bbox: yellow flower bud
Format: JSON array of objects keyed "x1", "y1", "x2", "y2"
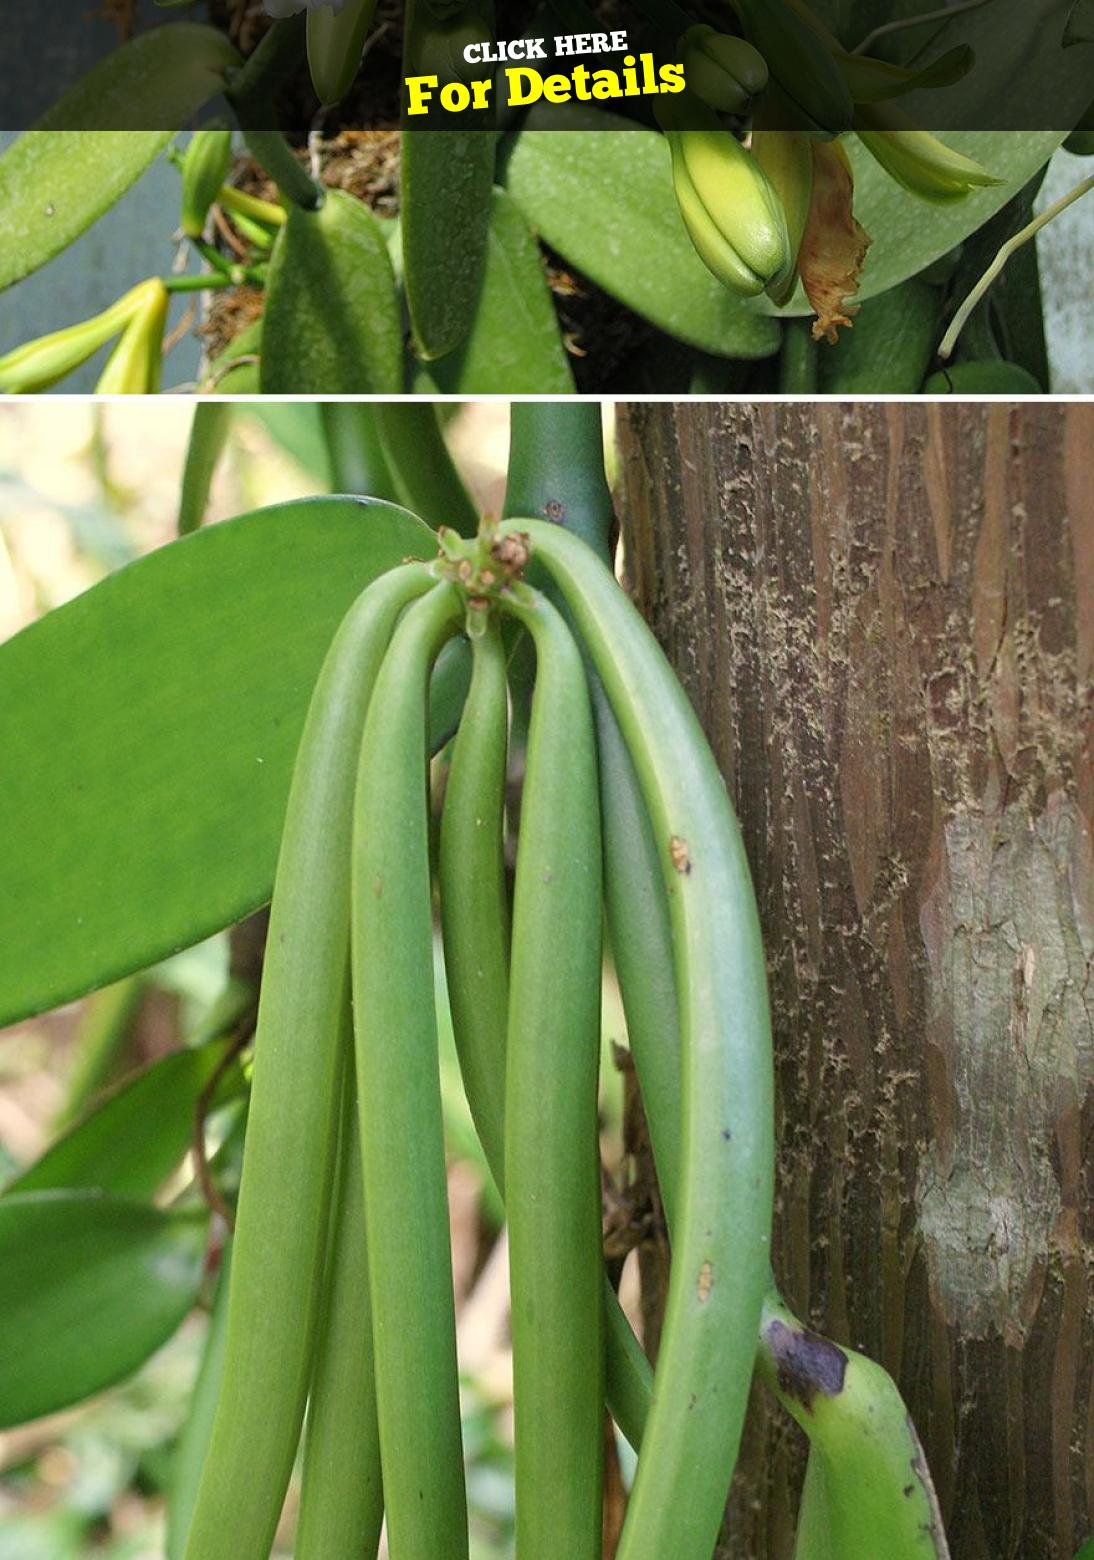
[
  {"x1": 661, "y1": 96, "x2": 791, "y2": 296},
  {"x1": 95, "y1": 280, "x2": 170, "y2": 394},
  {"x1": 854, "y1": 107, "x2": 1001, "y2": 203},
  {"x1": 679, "y1": 26, "x2": 768, "y2": 115},
  {"x1": 0, "y1": 284, "x2": 151, "y2": 394}
]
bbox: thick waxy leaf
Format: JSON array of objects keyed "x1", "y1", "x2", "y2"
[
  {"x1": 402, "y1": 129, "x2": 496, "y2": 359},
  {"x1": 0, "y1": 27, "x2": 237, "y2": 291},
  {"x1": 414, "y1": 187, "x2": 575, "y2": 394},
  {"x1": 0, "y1": 133, "x2": 171, "y2": 292},
  {"x1": 36, "y1": 25, "x2": 239, "y2": 132},
  {"x1": 775, "y1": 131, "x2": 1066, "y2": 311},
  {"x1": 500, "y1": 120, "x2": 781, "y2": 359},
  {"x1": 5, "y1": 1040, "x2": 245, "y2": 1201},
  {"x1": 260, "y1": 189, "x2": 403, "y2": 393},
  {"x1": 0, "y1": 1192, "x2": 208, "y2": 1428},
  {"x1": 0, "y1": 499, "x2": 435, "y2": 1027}
]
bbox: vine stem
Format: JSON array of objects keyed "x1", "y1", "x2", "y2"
[
  {"x1": 240, "y1": 130, "x2": 323, "y2": 211},
  {"x1": 938, "y1": 172, "x2": 1094, "y2": 360}
]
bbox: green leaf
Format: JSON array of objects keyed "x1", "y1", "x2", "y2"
[
  {"x1": 0, "y1": 1192, "x2": 208, "y2": 1428},
  {"x1": 260, "y1": 189, "x2": 404, "y2": 392},
  {"x1": 0, "y1": 27, "x2": 238, "y2": 291},
  {"x1": 895, "y1": 0, "x2": 1094, "y2": 132},
  {"x1": 0, "y1": 498, "x2": 435, "y2": 1027},
  {"x1": 500, "y1": 119, "x2": 782, "y2": 359},
  {"x1": 37, "y1": 25, "x2": 239, "y2": 132},
  {"x1": 5, "y1": 1040, "x2": 245, "y2": 1201},
  {"x1": 0, "y1": 133, "x2": 171, "y2": 292},
  {"x1": 414, "y1": 187, "x2": 575, "y2": 394},
  {"x1": 402, "y1": 129, "x2": 496, "y2": 359},
  {"x1": 772, "y1": 132, "x2": 1067, "y2": 313}
]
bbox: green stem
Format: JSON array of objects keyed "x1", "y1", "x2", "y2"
[
  {"x1": 503, "y1": 403, "x2": 614, "y2": 563},
  {"x1": 191, "y1": 239, "x2": 235, "y2": 278},
  {"x1": 778, "y1": 318, "x2": 819, "y2": 392},
  {"x1": 319, "y1": 404, "x2": 401, "y2": 500},
  {"x1": 373, "y1": 404, "x2": 479, "y2": 536},
  {"x1": 240, "y1": 130, "x2": 323, "y2": 212},
  {"x1": 938, "y1": 172, "x2": 1094, "y2": 361},
  {"x1": 162, "y1": 273, "x2": 236, "y2": 295},
  {"x1": 178, "y1": 405, "x2": 233, "y2": 537},
  {"x1": 226, "y1": 14, "x2": 307, "y2": 110}
]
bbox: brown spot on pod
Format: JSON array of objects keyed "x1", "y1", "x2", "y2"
[
  {"x1": 697, "y1": 1261, "x2": 714, "y2": 1302},
  {"x1": 766, "y1": 1318, "x2": 847, "y2": 1410},
  {"x1": 670, "y1": 835, "x2": 691, "y2": 874}
]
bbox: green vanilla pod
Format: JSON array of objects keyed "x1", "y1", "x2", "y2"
[
  {"x1": 307, "y1": 0, "x2": 379, "y2": 104},
  {"x1": 435, "y1": 587, "x2": 660, "y2": 1458},
  {"x1": 497, "y1": 519, "x2": 774, "y2": 1560},
  {"x1": 295, "y1": 1043, "x2": 384, "y2": 1560},
  {"x1": 678, "y1": 25, "x2": 769, "y2": 115},
  {"x1": 438, "y1": 619, "x2": 510, "y2": 1164},
  {"x1": 94, "y1": 279, "x2": 170, "y2": 394},
  {"x1": 0, "y1": 282, "x2": 152, "y2": 394},
  {"x1": 728, "y1": 0, "x2": 853, "y2": 134},
  {"x1": 750, "y1": 128, "x2": 813, "y2": 305},
  {"x1": 498, "y1": 586, "x2": 605, "y2": 1560},
  {"x1": 182, "y1": 561, "x2": 436, "y2": 1560},
  {"x1": 854, "y1": 109, "x2": 1001, "y2": 203},
  {"x1": 758, "y1": 1292, "x2": 949, "y2": 1559},
  {"x1": 501, "y1": 405, "x2": 682, "y2": 1210},
  {"x1": 351, "y1": 582, "x2": 469, "y2": 1560},
  {"x1": 180, "y1": 129, "x2": 233, "y2": 239},
  {"x1": 660, "y1": 96, "x2": 790, "y2": 296},
  {"x1": 517, "y1": 517, "x2": 948, "y2": 1553}
]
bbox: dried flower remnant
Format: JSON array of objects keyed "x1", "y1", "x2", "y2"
[{"x1": 799, "y1": 139, "x2": 871, "y2": 343}]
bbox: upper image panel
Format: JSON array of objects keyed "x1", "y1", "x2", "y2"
[{"x1": 1, "y1": 0, "x2": 1092, "y2": 394}]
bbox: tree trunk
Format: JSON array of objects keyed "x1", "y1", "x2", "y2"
[{"x1": 616, "y1": 402, "x2": 1094, "y2": 1560}]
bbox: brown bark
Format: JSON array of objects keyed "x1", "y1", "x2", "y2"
[{"x1": 616, "y1": 402, "x2": 1094, "y2": 1560}]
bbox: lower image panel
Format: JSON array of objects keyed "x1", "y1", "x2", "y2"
[{"x1": 0, "y1": 398, "x2": 1090, "y2": 1560}]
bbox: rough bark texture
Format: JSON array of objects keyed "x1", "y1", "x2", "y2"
[{"x1": 616, "y1": 402, "x2": 1094, "y2": 1560}]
